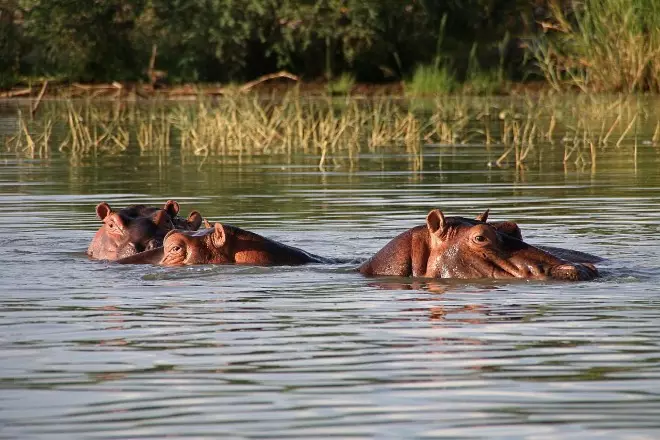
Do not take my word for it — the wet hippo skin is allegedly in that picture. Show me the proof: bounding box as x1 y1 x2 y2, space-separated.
358 209 599 281
87 200 203 260
118 222 329 266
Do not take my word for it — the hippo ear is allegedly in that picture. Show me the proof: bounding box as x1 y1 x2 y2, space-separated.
492 221 523 240
187 211 203 230
163 200 180 217
475 209 490 223
426 209 447 237
212 222 226 248
153 210 171 227
96 202 112 220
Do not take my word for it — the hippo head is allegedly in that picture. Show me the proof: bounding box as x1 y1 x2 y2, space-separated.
424 209 598 281
115 224 237 266
87 200 203 260
160 223 228 266
483 213 523 241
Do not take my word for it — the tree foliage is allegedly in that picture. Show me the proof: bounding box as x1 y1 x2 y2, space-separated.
0 0 608 88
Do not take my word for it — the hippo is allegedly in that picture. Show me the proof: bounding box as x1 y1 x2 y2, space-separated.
87 200 203 260
358 209 599 281
482 211 602 264
116 222 329 266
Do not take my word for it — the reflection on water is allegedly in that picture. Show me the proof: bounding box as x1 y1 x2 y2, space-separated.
1 101 660 438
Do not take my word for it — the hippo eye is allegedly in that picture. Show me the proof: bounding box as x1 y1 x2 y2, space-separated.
474 235 487 243
169 245 183 253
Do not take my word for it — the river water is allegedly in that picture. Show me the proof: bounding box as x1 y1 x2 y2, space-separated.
1 100 660 439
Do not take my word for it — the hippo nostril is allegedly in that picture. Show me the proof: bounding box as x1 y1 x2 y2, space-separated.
145 240 159 251
551 263 597 281
556 264 576 272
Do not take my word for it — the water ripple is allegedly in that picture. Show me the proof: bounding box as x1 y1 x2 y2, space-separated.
1 146 660 439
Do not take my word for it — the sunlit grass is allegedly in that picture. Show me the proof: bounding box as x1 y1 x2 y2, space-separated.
5 94 657 170
529 0 660 93
406 65 458 96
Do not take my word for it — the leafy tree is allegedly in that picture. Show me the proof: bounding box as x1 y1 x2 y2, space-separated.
19 0 147 81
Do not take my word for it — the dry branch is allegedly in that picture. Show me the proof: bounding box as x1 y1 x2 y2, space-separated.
31 80 49 116
0 88 32 98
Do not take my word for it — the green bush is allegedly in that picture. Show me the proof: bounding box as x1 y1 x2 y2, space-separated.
405 65 458 96
327 73 356 95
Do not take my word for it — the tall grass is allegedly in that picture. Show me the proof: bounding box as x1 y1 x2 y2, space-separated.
327 73 356 96
5 94 656 170
406 65 458 96
530 0 660 92
463 43 505 95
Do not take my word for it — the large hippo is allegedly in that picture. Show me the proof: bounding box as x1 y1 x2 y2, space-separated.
117 222 329 266
87 200 203 260
481 211 602 264
358 209 599 281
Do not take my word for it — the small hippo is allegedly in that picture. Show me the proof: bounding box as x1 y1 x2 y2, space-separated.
358 209 599 281
87 200 203 260
117 222 328 266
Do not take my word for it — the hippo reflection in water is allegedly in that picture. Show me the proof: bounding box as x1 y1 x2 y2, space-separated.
87 200 203 261
358 209 599 281
117 222 329 266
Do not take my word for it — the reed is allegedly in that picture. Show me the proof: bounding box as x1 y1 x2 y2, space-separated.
406 65 458 96
530 0 660 92
6 94 655 169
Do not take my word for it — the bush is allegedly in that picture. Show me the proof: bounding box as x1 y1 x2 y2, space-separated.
405 65 458 96
327 73 356 95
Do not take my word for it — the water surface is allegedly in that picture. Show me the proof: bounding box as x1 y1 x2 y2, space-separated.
1 101 660 439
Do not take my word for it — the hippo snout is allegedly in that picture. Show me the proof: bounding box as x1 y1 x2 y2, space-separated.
550 263 598 281
121 239 162 256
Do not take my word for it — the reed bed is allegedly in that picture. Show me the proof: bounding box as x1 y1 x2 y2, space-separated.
530 0 660 93
5 94 658 169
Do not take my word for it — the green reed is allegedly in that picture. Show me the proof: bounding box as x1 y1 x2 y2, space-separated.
5 94 658 169
530 0 660 93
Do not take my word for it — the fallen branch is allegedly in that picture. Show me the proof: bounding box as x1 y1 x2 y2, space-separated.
239 71 299 93
72 83 121 91
0 88 32 98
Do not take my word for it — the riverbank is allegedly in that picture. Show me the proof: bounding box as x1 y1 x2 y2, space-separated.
0 73 554 102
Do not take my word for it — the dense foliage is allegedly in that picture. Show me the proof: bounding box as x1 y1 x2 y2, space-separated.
1 0 659 92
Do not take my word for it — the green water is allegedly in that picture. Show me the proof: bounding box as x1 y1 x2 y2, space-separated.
1 99 660 439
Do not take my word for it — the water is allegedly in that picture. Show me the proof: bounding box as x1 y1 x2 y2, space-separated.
1 103 660 439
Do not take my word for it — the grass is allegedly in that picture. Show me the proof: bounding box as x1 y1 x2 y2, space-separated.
4 94 657 171
529 0 660 93
405 65 458 96
327 73 356 96
463 70 502 95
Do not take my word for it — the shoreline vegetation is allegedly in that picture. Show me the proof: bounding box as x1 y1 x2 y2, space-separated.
3 1 659 169
5 94 658 170
2 1 660 94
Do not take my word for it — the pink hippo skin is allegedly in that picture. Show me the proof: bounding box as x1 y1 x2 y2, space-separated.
87 200 203 260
